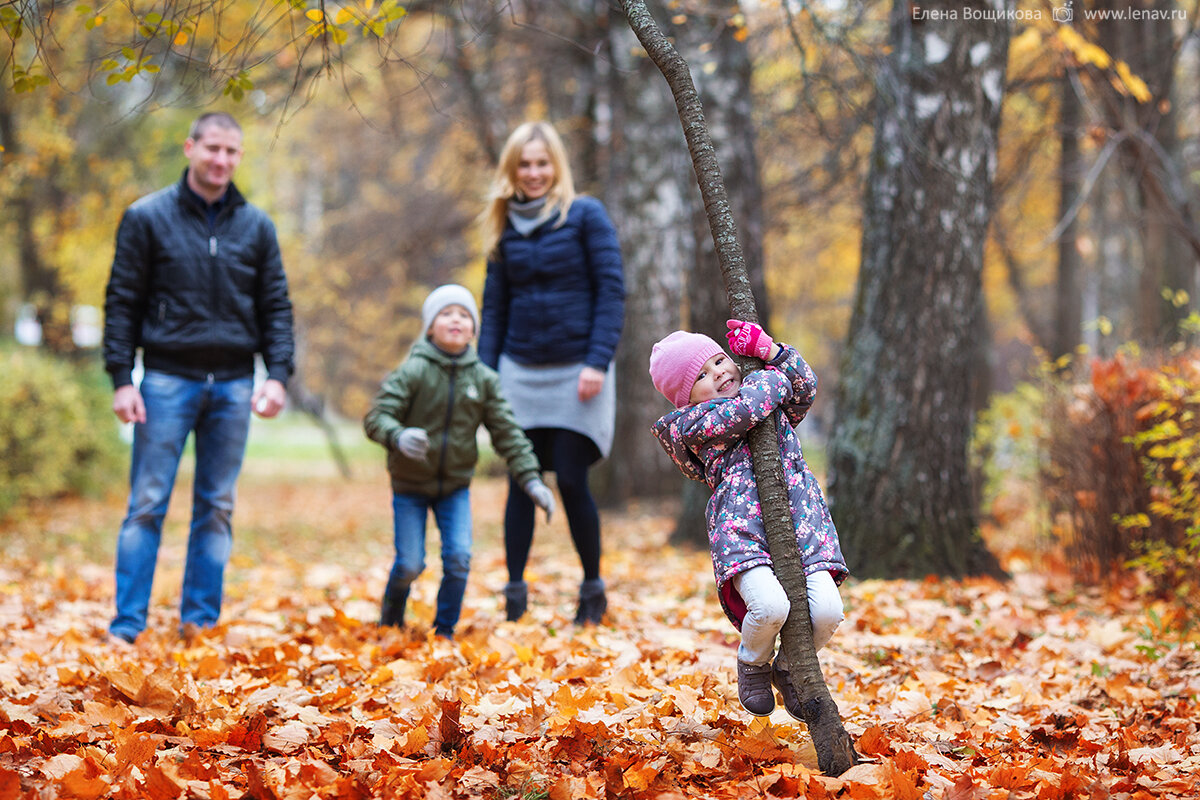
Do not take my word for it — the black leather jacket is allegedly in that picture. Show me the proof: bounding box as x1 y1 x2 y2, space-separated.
103 172 294 388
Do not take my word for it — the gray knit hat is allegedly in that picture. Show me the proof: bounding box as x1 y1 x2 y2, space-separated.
421 284 479 337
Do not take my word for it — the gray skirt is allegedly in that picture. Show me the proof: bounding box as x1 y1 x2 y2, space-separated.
497 354 616 460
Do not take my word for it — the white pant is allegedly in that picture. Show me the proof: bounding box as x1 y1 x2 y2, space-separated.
732 566 844 665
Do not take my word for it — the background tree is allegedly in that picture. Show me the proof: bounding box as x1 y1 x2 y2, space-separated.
672 0 769 546
827 0 1011 579
4 0 1199 538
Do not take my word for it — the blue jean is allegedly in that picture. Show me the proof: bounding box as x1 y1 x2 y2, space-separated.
383 488 472 637
109 371 252 641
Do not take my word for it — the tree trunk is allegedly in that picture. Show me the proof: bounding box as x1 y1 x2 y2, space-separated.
592 0 696 506
0 81 74 353
826 0 1009 580
1054 68 1084 362
622 0 858 778
1091 0 1200 347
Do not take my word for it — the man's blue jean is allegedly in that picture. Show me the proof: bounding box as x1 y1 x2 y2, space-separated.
109 371 252 641
384 488 472 637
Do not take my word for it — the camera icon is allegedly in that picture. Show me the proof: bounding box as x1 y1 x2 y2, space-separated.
1053 4 1073 22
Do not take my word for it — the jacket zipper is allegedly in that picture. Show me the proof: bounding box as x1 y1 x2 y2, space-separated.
207 212 220 346
437 363 457 498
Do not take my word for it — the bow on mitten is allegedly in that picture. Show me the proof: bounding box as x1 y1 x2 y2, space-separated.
394 428 430 460
725 319 776 361
524 478 556 522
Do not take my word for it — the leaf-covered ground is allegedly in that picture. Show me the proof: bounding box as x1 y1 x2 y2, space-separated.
1 447 1197 799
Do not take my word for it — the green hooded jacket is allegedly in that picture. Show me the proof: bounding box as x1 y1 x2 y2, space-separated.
363 338 541 497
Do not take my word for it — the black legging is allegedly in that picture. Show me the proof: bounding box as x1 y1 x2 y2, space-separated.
505 428 601 583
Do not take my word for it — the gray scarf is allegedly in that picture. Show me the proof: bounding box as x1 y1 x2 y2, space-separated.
507 196 550 237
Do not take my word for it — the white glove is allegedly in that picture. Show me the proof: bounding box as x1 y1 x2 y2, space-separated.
394 428 430 460
524 478 556 522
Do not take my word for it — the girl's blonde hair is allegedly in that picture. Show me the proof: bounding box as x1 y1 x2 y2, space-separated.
480 121 577 259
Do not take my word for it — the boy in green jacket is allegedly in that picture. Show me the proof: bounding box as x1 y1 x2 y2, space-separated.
364 284 555 638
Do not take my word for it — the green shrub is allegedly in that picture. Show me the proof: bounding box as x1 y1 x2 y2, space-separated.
0 347 125 520
1041 348 1200 595
1115 355 1199 602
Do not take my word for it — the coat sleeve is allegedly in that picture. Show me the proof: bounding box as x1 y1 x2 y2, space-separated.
102 206 152 389
675 370 793 452
579 199 625 371
478 254 509 371
363 364 415 451
651 411 708 483
480 369 541 487
768 344 818 427
252 214 295 385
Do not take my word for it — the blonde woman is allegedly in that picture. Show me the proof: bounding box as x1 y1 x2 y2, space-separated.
478 121 625 626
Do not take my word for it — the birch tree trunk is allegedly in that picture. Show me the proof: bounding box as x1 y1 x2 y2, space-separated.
622 0 858 777
826 0 1009 579
594 0 697 504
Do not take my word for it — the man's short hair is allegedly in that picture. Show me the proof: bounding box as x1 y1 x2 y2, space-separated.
189 112 242 141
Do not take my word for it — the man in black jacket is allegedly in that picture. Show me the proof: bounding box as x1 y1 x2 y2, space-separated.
102 111 294 645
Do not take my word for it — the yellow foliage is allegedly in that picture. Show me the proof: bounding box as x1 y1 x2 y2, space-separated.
1113 61 1153 103
1056 26 1112 69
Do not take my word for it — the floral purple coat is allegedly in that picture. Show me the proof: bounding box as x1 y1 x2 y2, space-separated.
651 344 848 629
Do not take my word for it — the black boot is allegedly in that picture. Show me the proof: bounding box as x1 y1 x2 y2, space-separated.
574 578 607 625
503 581 527 622
380 586 408 627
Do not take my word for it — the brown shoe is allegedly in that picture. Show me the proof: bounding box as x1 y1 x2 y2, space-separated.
737 660 775 716
772 658 804 721
106 633 136 652
180 622 207 646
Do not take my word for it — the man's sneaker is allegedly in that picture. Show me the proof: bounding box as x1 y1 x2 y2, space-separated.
181 623 209 646
106 632 136 652
772 657 804 721
737 660 776 716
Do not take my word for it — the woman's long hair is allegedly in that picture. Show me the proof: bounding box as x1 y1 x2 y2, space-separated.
480 121 577 259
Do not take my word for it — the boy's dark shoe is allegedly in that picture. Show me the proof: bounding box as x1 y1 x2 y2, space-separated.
380 588 408 627
574 578 607 625
503 581 527 622
771 658 804 721
737 660 775 716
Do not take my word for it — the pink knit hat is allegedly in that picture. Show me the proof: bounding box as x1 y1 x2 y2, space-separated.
649 331 726 408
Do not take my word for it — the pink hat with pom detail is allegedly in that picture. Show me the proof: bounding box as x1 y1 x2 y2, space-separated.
649 331 726 408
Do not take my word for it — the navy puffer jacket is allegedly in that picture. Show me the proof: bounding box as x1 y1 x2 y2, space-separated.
479 196 625 371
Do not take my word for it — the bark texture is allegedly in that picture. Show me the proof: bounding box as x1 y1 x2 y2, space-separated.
826 0 1010 579
1091 0 1198 346
1054 68 1084 362
622 0 858 777
597 0 696 505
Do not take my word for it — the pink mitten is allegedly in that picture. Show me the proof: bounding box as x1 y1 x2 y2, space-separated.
725 319 775 360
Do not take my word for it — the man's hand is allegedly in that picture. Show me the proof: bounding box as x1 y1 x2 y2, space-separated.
252 379 287 418
577 366 605 402
113 385 146 424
